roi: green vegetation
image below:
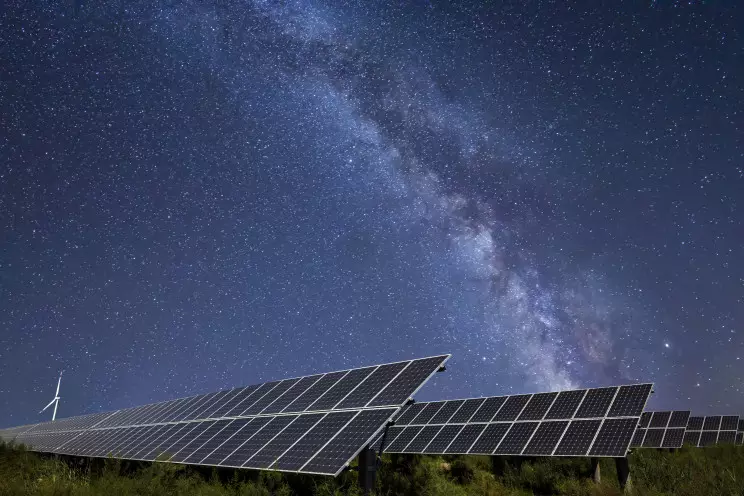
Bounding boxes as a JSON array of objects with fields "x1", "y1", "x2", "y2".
[{"x1": 1, "y1": 440, "x2": 743, "y2": 495}]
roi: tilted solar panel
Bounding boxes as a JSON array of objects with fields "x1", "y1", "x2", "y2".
[
  {"x1": 383, "y1": 383, "x2": 653, "y2": 458},
  {"x1": 0, "y1": 355, "x2": 449, "y2": 477},
  {"x1": 682, "y1": 414, "x2": 741, "y2": 448},
  {"x1": 630, "y1": 411, "x2": 691, "y2": 449}
]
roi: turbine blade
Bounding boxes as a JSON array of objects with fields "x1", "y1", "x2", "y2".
[
  {"x1": 40, "y1": 398, "x2": 56, "y2": 413},
  {"x1": 55, "y1": 375, "x2": 62, "y2": 396}
]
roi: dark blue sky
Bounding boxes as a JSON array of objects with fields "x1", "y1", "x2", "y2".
[{"x1": 1, "y1": 0, "x2": 742, "y2": 427}]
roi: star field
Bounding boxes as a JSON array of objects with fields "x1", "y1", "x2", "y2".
[{"x1": 1, "y1": 0, "x2": 742, "y2": 426}]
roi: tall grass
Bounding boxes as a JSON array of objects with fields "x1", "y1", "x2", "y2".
[{"x1": 1, "y1": 440, "x2": 742, "y2": 495}]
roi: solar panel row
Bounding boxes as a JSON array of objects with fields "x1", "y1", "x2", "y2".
[
  {"x1": 630, "y1": 411, "x2": 691, "y2": 449},
  {"x1": 681, "y1": 415, "x2": 741, "y2": 448},
  {"x1": 380, "y1": 383, "x2": 653, "y2": 458},
  {"x1": 0, "y1": 356, "x2": 450, "y2": 476}
]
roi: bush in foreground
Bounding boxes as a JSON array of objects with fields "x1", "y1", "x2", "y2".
[{"x1": 1, "y1": 440, "x2": 743, "y2": 495}]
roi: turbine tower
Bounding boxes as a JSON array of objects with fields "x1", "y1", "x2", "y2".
[{"x1": 40, "y1": 371, "x2": 63, "y2": 421}]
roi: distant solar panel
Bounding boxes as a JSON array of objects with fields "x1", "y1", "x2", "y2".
[
  {"x1": 0, "y1": 355, "x2": 449, "y2": 477},
  {"x1": 630, "y1": 411, "x2": 690, "y2": 449},
  {"x1": 681, "y1": 414, "x2": 740, "y2": 447},
  {"x1": 383, "y1": 383, "x2": 652, "y2": 458}
]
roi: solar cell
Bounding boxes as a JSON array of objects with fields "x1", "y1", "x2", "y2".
[
  {"x1": 661, "y1": 428, "x2": 685, "y2": 448},
  {"x1": 494, "y1": 422, "x2": 538, "y2": 455},
  {"x1": 449, "y1": 398, "x2": 486, "y2": 423},
  {"x1": 721, "y1": 416, "x2": 739, "y2": 431},
  {"x1": 425, "y1": 424, "x2": 463, "y2": 453},
  {"x1": 574, "y1": 387, "x2": 617, "y2": 418},
  {"x1": 641, "y1": 428, "x2": 664, "y2": 448},
  {"x1": 544, "y1": 389, "x2": 586, "y2": 420},
  {"x1": 335, "y1": 362, "x2": 408, "y2": 409},
  {"x1": 394, "y1": 403, "x2": 426, "y2": 426},
  {"x1": 630, "y1": 428, "x2": 646, "y2": 448},
  {"x1": 687, "y1": 416, "x2": 704, "y2": 430},
  {"x1": 589, "y1": 418, "x2": 638, "y2": 456},
  {"x1": 469, "y1": 423, "x2": 510, "y2": 454},
  {"x1": 445, "y1": 424, "x2": 486, "y2": 454},
  {"x1": 649, "y1": 411, "x2": 671, "y2": 428},
  {"x1": 244, "y1": 414, "x2": 324, "y2": 469},
  {"x1": 699, "y1": 431, "x2": 718, "y2": 446},
  {"x1": 367, "y1": 356, "x2": 450, "y2": 407},
  {"x1": 739, "y1": 419, "x2": 744, "y2": 432},
  {"x1": 429, "y1": 400, "x2": 464, "y2": 424},
  {"x1": 523, "y1": 420, "x2": 568, "y2": 455},
  {"x1": 554, "y1": 419, "x2": 601, "y2": 456},
  {"x1": 518, "y1": 392, "x2": 558, "y2": 421},
  {"x1": 300, "y1": 408, "x2": 396, "y2": 475},
  {"x1": 606, "y1": 384, "x2": 653, "y2": 417},
  {"x1": 405, "y1": 425, "x2": 444, "y2": 453},
  {"x1": 470, "y1": 396, "x2": 507, "y2": 422},
  {"x1": 493, "y1": 395, "x2": 531, "y2": 421},
  {"x1": 717, "y1": 431, "x2": 736, "y2": 445},
  {"x1": 273, "y1": 412, "x2": 356, "y2": 471},
  {"x1": 736, "y1": 433, "x2": 743, "y2": 446},
  {"x1": 683, "y1": 430, "x2": 701, "y2": 446},
  {"x1": 703, "y1": 416, "x2": 722, "y2": 431}
]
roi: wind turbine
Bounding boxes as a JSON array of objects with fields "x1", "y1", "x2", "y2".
[{"x1": 40, "y1": 371, "x2": 64, "y2": 421}]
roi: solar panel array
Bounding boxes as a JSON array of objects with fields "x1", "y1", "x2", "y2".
[
  {"x1": 630, "y1": 411, "x2": 690, "y2": 449},
  {"x1": 379, "y1": 383, "x2": 653, "y2": 458},
  {"x1": 682, "y1": 415, "x2": 742, "y2": 448},
  {"x1": 0, "y1": 355, "x2": 449, "y2": 476}
]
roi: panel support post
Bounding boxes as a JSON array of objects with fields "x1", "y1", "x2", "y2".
[
  {"x1": 358, "y1": 447, "x2": 377, "y2": 496},
  {"x1": 591, "y1": 457, "x2": 601, "y2": 484},
  {"x1": 614, "y1": 457, "x2": 631, "y2": 493}
]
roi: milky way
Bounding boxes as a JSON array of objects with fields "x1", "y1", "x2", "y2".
[{"x1": 1, "y1": 1, "x2": 742, "y2": 426}]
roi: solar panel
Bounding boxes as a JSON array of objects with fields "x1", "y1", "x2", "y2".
[
  {"x1": 683, "y1": 430, "x2": 701, "y2": 446},
  {"x1": 0, "y1": 355, "x2": 449, "y2": 477},
  {"x1": 445, "y1": 424, "x2": 486, "y2": 454},
  {"x1": 589, "y1": 418, "x2": 639, "y2": 456},
  {"x1": 523, "y1": 421, "x2": 568, "y2": 455},
  {"x1": 687, "y1": 416, "x2": 704, "y2": 430},
  {"x1": 429, "y1": 400, "x2": 464, "y2": 424},
  {"x1": 721, "y1": 415, "x2": 739, "y2": 431},
  {"x1": 630, "y1": 411, "x2": 691, "y2": 449},
  {"x1": 680, "y1": 413, "x2": 740, "y2": 447},
  {"x1": 493, "y1": 395, "x2": 531, "y2": 421},
  {"x1": 384, "y1": 383, "x2": 652, "y2": 458},
  {"x1": 493, "y1": 422, "x2": 538, "y2": 454},
  {"x1": 518, "y1": 393, "x2": 558, "y2": 421},
  {"x1": 469, "y1": 423, "x2": 510, "y2": 454},
  {"x1": 641, "y1": 428, "x2": 664, "y2": 448},
  {"x1": 630, "y1": 428, "x2": 646, "y2": 448},
  {"x1": 736, "y1": 433, "x2": 743, "y2": 446}
]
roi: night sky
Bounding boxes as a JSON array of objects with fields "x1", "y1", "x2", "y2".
[{"x1": 1, "y1": 1, "x2": 742, "y2": 427}]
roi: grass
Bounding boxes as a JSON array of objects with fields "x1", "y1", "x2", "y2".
[{"x1": 1, "y1": 440, "x2": 742, "y2": 495}]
